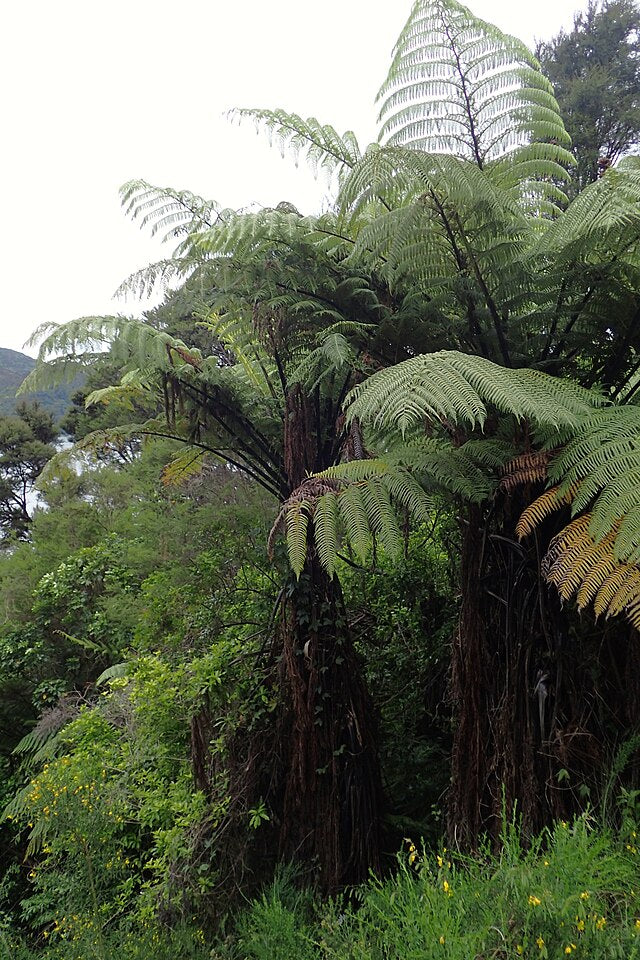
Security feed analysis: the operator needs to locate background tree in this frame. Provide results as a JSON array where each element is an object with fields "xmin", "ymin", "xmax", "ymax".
[
  {"xmin": 538, "ymin": 0, "xmax": 640, "ymax": 193},
  {"xmin": 0, "ymin": 402, "xmax": 55, "ymax": 543}
]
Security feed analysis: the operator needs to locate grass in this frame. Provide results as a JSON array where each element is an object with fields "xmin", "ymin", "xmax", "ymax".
[{"xmin": 235, "ymin": 816, "xmax": 640, "ymax": 959}]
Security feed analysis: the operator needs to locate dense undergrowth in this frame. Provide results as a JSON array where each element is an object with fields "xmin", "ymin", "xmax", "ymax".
[
  {"xmin": 0, "ymin": 437, "xmax": 456, "ymax": 954},
  {"xmin": 4, "ymin": 817, "xmax": 640, "ymax": 958}
]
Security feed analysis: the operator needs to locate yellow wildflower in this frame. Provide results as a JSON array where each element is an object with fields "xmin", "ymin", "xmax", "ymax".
[
  {"xmin": 536, "ymin": 936, "xmax": 545, "ymax": 949},
  {"xmin": 579, "ymin": 891, "xmax": 589, "ymax": 900},
  {"xmin": 595, "ymin": 916, "xmax": 607, "ymax": 930},
  {"xmin": 529, "ymin": 895, "xmax": 542, "ymax": 906},
  {"xmin": 564, "ymin": 944, "xmax": 577, "ymax": 954},
  {"xmin": 439, "ymin": 935, "xmax": 445, "ymax": 945}
]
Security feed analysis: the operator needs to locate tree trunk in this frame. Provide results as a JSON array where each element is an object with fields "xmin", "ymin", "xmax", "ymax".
[
  {"xmin": 276, "ymin": 554, "xmax": 382, "ymax": 892},
  {"xmin": 449, "ymin": 498, "xmax": 640, "ymax": 847}
]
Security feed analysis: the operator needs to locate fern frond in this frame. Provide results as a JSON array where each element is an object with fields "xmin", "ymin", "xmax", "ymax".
[
  {"xmin": 593, "ymin": 565, "xmax": 640, "ymax": 618},
  {"xmin": 119, "ymin": 179, "xmax": 221, "ymax": 245},
  {"xmin": 271, "ymin": 460, "xmax": 433, "ymax": 576},
  {"xmin": 313, "ymin": 493, "xmax": 340, "ymax": 576},
  {"xmin": 536, "ymin": 514, "xmax": 640, "ymax": 630},
  {"xmin": 500, "ymin": 450, "xmax": 551, "ymax": 491},
  {"xmin": 346, "ymin": 350, "xmax": 601, "ymax": 435},
  {"xmin": 114, "ymin": 258, "xmax": 195, "ymax": 301},
  {"xmin": 543, "ymin": 407, "xmax": 640, "ymax": 562},
  {"xmin": 229, "ymin": 109, "xmax": 361, "ymax": 185},
  {"xmin": 516, "ymin": 485, "xmax": 576, "ymax": 539},
  {"xmin": 161, "ymin": 450, "xmax": 205, "ymax": 487},
  {"xmin": 285, "ymin": 498, "xmax": 312, "ymax": 575},
  {"xmin": 377, "ymin": 0, "xmax": 570, "ymax": 182}
]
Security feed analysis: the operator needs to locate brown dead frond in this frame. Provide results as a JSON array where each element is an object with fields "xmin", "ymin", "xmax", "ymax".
[
  {"xmin": 500, "ymin": 450, "xmax": 552, "ymax": 492},
  {"xmin": 516, "ymin": 484, "xmax": 577, "ymax": 539},
  {"xmin": 539, "ymin": 514, "xmax": 640, "ymax": 630}
]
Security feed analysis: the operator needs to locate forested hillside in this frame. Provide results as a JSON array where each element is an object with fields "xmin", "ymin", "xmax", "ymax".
[
  {"xmin": 0, "ymin": 348, "xmax": 76, "ymax": 420},
  {"xmin": 3, "ymin": 1, "xmax": 640, "ymax": 957}
]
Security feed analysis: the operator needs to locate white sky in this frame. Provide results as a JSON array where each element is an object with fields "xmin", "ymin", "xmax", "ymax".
[{"xmin": 1, "ymin": 0, "xmax": 581, "ymax": 356}]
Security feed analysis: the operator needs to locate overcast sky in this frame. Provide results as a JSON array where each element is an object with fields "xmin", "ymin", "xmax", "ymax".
[{"xmin": 1, "ymin": 0, "xmax": 582, "ymax": 356}]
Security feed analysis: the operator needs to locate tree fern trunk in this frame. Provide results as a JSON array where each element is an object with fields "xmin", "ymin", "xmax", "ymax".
[
  {"xmin": 449, "ymin": 498, "xmax": 640, "ymax": 846},
  {"xmin": 276, "ymin": 554, "xmax": 382, "ymax": 891}
]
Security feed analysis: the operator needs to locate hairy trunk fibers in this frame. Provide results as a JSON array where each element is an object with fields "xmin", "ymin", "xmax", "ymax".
[
  {"xmin": 450, "ymin": 499, "xmax": 640, "ymax": 847},
  {"xmin": 276, "ymin": 555, "xmax": 382, "ymax": 893}
]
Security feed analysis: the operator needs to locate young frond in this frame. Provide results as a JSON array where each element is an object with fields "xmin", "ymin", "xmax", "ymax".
[{"xmin": 289, "ymin": 332, "xmax": 354, "ymax": 391}]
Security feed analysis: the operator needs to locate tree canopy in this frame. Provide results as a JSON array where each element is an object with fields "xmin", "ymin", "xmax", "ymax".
[{"xmin": 538, "ymin": 0, "xmax": 640, "ymax": 192}]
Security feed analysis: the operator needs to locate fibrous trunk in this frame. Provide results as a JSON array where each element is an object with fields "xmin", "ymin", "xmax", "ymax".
[
  {"xmin": 276, "ymin": 555, "xmax": 382, "ymax": 892},
  {"xmin": 450, "ymin": 498, "xmax": 640, "ymax": 847}
]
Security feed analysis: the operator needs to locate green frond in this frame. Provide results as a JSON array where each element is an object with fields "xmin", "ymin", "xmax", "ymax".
[
  {"xmin": 285, "ymin": 498, "xmax": 312, "ymax": 576},
  {"xmin": 119, "ymin": 179, "xmax": 221, "ymax": 246},
  {"xmin": 313, "ymin": 493, "xmax": 340, "ymax": 576},
  {"xmin": 544, "ymin": 407, "xmax": 640, "ymax": 562},
  {"xmin": 290, "ymin": 331, "xmax": 355, "ymax": 391},
  {"xmin": 346, "ymin": 350, "xmax": 601, "ymax": 435},
  {"xmin": 95, "ymin": 662, "xmax": 129, "ymax": 687},
  {"xmin": 114, "ymin": 258, "xmax": 195, "ymax": 301},
  {"xmin": 539, "ymin": 161, "xmax": 640, "ymax": 258},
  {"xmin": 202, "ymin": 311, "xmax": 279, "ymax": 399},
  {"xmin": 377, "ymin": 0, "xmax": 570, "ymax": 182},
  {"xmin": 85, "ymin": 377, "xmax": 149, "ymax": 411},
  {"xmin": 26, "ymin": 316, "xmax": 205, "ymax": 389},
  {"xmin": 360, "ymin": 480, "xmax": 404, "ymax": 558},
  {"xmin": 229, "ymin": 108, "xmax": 361, "ymax": 184},
  {"xmin": 391, "ymin": 437, "xmax": 497, "ymax": 502},
  {"xmin": 274, "ymin": 459, "xmax": 433, "ymax": 576},
  {"xmin": 336, "ymin": 484, "xmax": 374, "ymax": 563}
]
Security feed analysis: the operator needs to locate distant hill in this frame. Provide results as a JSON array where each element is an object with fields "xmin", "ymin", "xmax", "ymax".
[{"xmin": 0, "ymin": 347, "xmax": 77, "ymax": 422}]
